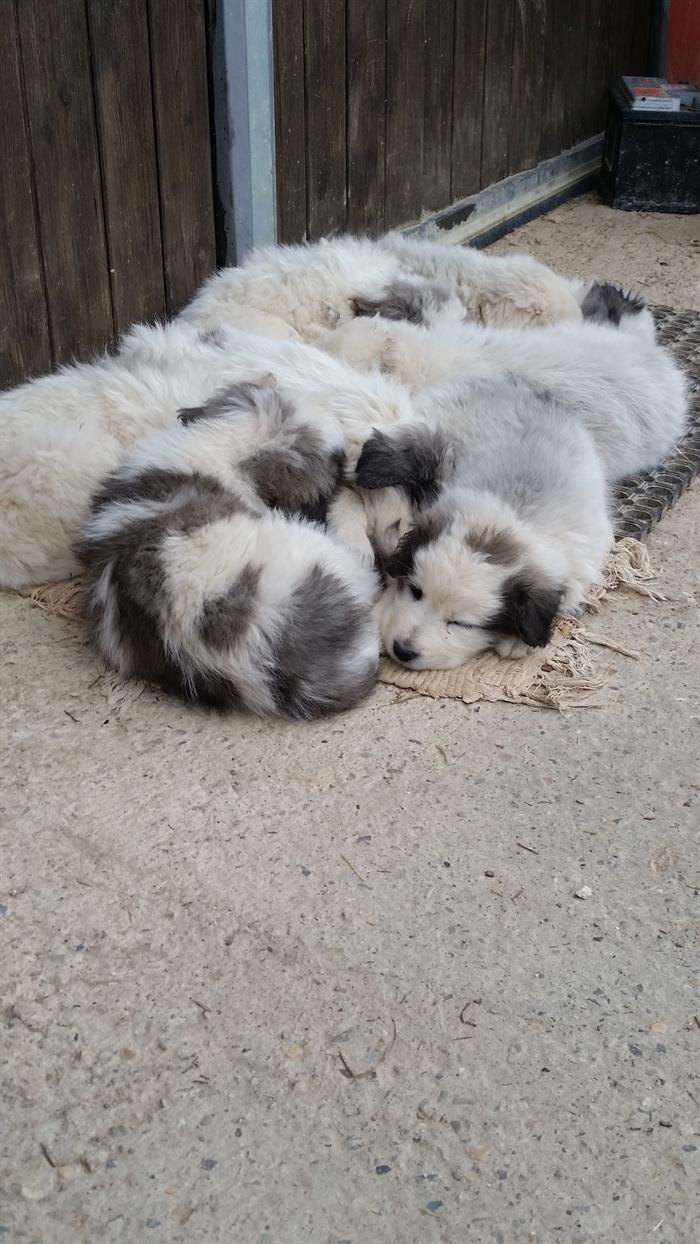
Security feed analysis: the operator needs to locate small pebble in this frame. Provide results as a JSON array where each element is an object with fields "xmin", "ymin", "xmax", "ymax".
[
  {"xmin": 375, "ymin": 1164, "xmax": 391, "ymax": 1175},
  {"xmin": 682, "ymin": 1143, "xmax": 697, "ymax": 1152},
  {"xmin": 145, "ymin": 1220, "xmax": 161, "ymax": 1230},
  {"xmin": 574, "ymin": 885, "xmax": 593, "ymax": 900},
  {"xmin": 200, "ymin": 1158, "xmax": 218, "ymax": 1171},
  {"xmin": 484, "ymin": 870, "xmax": 495, "ymax": 878},
  {"xmin": 0, "ymin": 904, "xmax": 8, "ymax": 917},
  {"xmin": 426, "ymin": 1200, "xmax": 443, "ymax": 1212}
]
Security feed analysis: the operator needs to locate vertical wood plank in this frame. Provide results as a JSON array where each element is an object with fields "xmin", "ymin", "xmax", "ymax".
[
  {"xmin": 539, "ymin": 1, "xmax": 569, "ymax": 160},
  {"xmin": 88, "ymin": 0, "xmax": 166, "ymax": 334},
  {"xmin": 346, "ymin": 0, "xmax": 386, "ymax": 235},
  {"xmin": 481, "ymin": 0, "xmax": 515, "ymax": 188},
  {"xmin": 385, "ymin": 0, "xmax": 426, "ymax": 227},
  {"xmin": 0, "ymin": 4, "xmax": 50, "ymax": 387},
  {"xmin": 451, "ymin": 0, "xmax": 487, "ymax": 199},
  {"xmin": 147, "ymin": 0, "xmax": 216, "ymax": 315},
  {"xmin": 508, "ymin": 0, "xmax": 547, "ymax": 176},
  {"xmin": 422, "ymin": 0, "xmax": 455, "ymax": 213},
  {"xmin": 564, "ymin": 0, "xmax": 591, "ymax": 148},
  {"xmin": 583, "ymin": 0, "xmax": 612, "ymax": 137},
  {"xmin": 17, "ymin": 0, "xmax": 114, "ymax": 364},
  {"xmin": 303, "ymin": 0, "xmax": 346, "ymax": 240},
  {"xmin": 273, "ymin": 0, "xmax": 307, "ymax": 243}
]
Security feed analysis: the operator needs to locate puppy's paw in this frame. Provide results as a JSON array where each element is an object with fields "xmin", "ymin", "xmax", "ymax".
[{"xmin": 493, "ymin": 635, "xmax": 535, "ymax": 661}]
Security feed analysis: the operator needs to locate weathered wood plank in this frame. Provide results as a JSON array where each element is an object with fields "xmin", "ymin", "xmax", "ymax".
[
  {"xmin": 385, "ymin": 0, "xmax": 426, "ymax": 226},
  {"xmin": 583, "ymin": 0, "xmax": 614, "ymax": 137},
  {"xmin": 564, "ymin": 0, "xmax": 592, "ymax": 149},
  {"xmin": 17, "ymin": 0, "xmax": 114, "ymax": 364},
  {"xmin": 346, "ymin": 0, "xmax": 386, "ymax": 235},
  {"xmin": 508, "ymin": 0, "xmax": 547, "ymax": 176},
  {"xmin": 88, "ymin": 0, "xmax": 165, "ymax": 334},
  {"xmin": 147, "ymin": 0, "xmax": 216, "ymax": 314},
  {"xmin": 540, "ymin": 0, "xmax": 570, "ymax": 160},
  {"xmin": 451, "ymin": 0, "xmax": 488, "ymax": 199},
  {"xmin": 481, "ymin": 0, "xmax": 515, "ymax": 188},
  {"xmin": 273, "ymin": 0, "xmax": 307, "ymax": 243},
  {"xmin": 0, "ymin": 4, "xmax": 50, "ymax": 387},
  {"xmin": 303, "ymin": 0, "xmax": 346, "ymax": 239},
  {"xmin": 423, "ymin": 0, "xmax": 455, "ymax": 213}
]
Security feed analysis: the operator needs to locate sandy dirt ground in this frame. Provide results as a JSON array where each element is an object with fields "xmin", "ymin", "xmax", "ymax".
[{"xmin": 2, "ymin": 194, "xmax": 699, "ymax": 1244}]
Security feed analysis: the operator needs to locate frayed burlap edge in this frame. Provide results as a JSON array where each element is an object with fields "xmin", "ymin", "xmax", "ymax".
[
  {"xmin": 378, "ymin": 537, "xmax": 661, "ymax": 711},
  {"xmin": 19, "ymin": 536, "xmax": 659, "ymax": 715}
]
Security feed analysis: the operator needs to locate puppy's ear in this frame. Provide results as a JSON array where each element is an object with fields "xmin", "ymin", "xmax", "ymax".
[
  {"xmin": 493, "ymin": 574, "xmax": 563, "ymax": 649},
  {"xmin": 356, "ymin": 427, "xmax": 454, "ymax": 508},
  {"xmin": 381, "ymin": 516, "xmax": 446, "ymax": 579},
  {"xmin": 178, "ymin": 378, "xmax": 276, "ymax": 425}
]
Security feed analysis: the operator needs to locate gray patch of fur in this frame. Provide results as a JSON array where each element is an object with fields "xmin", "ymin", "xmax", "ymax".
[
  {"xmin": 89, "ymin": 468, "xmax": 223, "ymax": 514},
  {"xmin": 241, "ymin": 426, "xmax": 344, "ymax": 519},
  {"xmin": 467, "ymin": 525, "xmax": 523, "ymax": 565},
  {"xmin": 269, "ymin": 564, "xmax": 378, "ymax": 719},
  {"xmin": 199, "ymin": 564, "xmax": 262, "ymax": 649},
  {"xmin": 580, "ymin": 281, "xmax": 646, "ymax": 326},
  {"xmin": 352, "ymin": 278, "xmax": 451, "ymax": 325},
  {"xmin": 178, "ymin": 379, "xmax": 277, "ymax": 426}
]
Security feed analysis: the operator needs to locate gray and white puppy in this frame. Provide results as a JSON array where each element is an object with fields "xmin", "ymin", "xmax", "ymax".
[
  {"xmin": 76, "ymin": 382, "xmax": 380, "ymax": 719},
  {"xmin": 355, "ymin": 375, "xmax": 613, "ymax": 669},
  {"xmin": 323, "ymin": 283, "xmax": 687, "ymax": 481}
]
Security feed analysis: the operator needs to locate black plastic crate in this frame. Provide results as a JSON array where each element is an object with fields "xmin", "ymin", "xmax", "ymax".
[{"xmin": 600, "ymin": 86, "xmax": 700, "ymax": 213}]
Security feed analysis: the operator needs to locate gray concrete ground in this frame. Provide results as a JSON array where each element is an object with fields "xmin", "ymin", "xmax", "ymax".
[{"xmin": 2, "ymin": 194, "xmax": 699, "ymax": 1244}]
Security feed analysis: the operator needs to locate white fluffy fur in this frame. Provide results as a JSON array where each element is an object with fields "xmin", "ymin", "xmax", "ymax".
[
  {"xmin": 321, "ymin": 313, "xmax": 688, "ymax": 480},
  {"xmin": 179, "ymin": 233, "xmax": 584, "ymax": 339}
]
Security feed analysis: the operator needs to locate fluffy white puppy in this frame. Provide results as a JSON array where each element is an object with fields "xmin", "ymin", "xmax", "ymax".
[
  {"xmin": 179, "ymin": 232, "xmax": 584, "ymax": 340},
  {"xmin": 354, "ymin": 375, "xmax": 613, "ymax": 669},
  {"xmin": 321, "ymin": 287, "xmax": 687, "ymax": 481},
  {"xmin": 76, "ymin": 381, "xmax": 379, "ymax": 719}
]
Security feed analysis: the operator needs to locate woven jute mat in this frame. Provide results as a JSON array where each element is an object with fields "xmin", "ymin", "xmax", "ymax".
[
  {"xmin": 378, "ymin": 305, "xmax": 700, "ymax": 710},
  {"xmin": 22, "ymin": 306, "xmax": 700, "ymax": 714}
]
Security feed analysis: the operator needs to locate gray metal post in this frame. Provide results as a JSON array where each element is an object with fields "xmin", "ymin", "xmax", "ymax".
[{"xmin": 209, "ymin": 0, "xmax": 277, "ymax": 265}]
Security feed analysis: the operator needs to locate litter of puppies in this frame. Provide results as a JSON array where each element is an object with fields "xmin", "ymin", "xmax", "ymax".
[{"xmin": 0, "ymin": 234, "xmax": 688, "ymax": 719}]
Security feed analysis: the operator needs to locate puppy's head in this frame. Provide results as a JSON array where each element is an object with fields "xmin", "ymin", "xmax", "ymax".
[{"xmin": 379, "ymin": 513, "xmax": 563, "ymax": 670}]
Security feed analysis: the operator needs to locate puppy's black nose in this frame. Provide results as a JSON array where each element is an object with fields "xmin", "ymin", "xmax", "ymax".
[{"xmin": 393, "ymin": 640, "xmax": 418, "ymax": 664}]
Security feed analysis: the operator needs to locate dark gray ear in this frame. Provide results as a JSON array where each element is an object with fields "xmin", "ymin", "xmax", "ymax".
[
  {"xmin": 178, "ymin": 379, "xmax": 274, "ymax": 426},
  {"xmin": 356, "ymin": 426, "xmax": 454, "ymax": 508},
  {"xmin": 489, "ymin": 574, "xmax": 563, "ymax": 649},
  {"xmin": 381, "ymin": 516, "xmax": 446, "ymax": 579}
]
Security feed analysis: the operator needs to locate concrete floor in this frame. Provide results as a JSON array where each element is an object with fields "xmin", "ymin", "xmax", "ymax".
[{"xmin": 2, "ymin": 194, "xmax": 699, "ymax": 1244}]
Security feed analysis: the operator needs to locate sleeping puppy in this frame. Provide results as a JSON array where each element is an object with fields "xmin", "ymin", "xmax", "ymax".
[
  {"xmin": 354, "ymin": 375, "xmax": 612, "ymax": 669},
  {"xmin": 76, "ymin": 382, "xmax": 380, "ymax": 719},
  {"xmin": 321, "ymin": 285, "xmax": 687, "ymax": 482}
]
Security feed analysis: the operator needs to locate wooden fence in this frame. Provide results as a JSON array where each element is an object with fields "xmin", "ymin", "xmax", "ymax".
[
  {"xmin": 0, "ymin": 0, "xmax": 216, "ymax": 389},
  {"xmin": 1, "ymin": 0, "xmax": 656, "ymax": 389},
  {"xmin": 273, "ymin": 0, "xmax": 655, "ymax": 243}
]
